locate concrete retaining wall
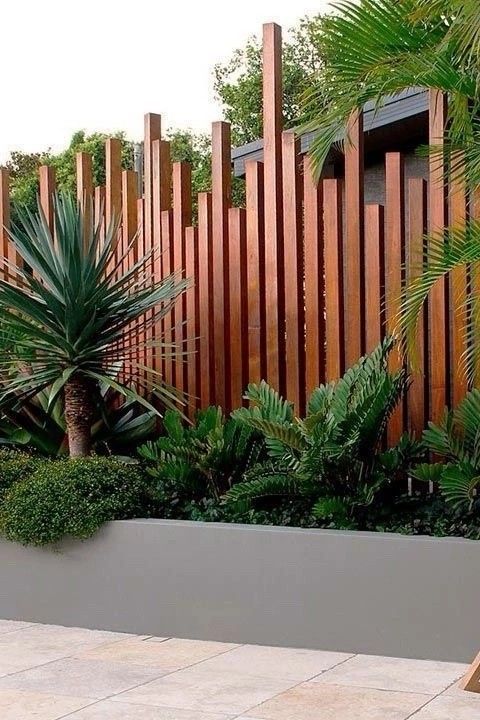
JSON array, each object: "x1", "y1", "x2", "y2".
[{"x1": 0, "y1": 519, "x2": 478, "y2": 662}]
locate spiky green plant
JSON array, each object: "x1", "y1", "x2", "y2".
[
  {"x1": 0, "y1": 193, "x2": 187, "y2": 457},
  {"x1": 225, "y1": 339, "x2": 421, "y2": 527},
  {"x1": 413, "y1": 389, "x2": 480, "y2": 509}
]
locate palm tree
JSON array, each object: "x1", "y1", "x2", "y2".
[
  {"x1": 303, "y1": 0, "x2": 480, "y2": 377},
  {"x1": 0, "y1": 193, "x2": 187, "y2": 457}
]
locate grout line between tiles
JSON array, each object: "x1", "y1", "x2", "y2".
[{"x1": 404, "y1": 672, "x2": 472, "y2": 719}]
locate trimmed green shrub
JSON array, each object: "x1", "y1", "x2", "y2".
[
  {"x1": 0, "y1": 448, "x2": 41, "y2": 500},
  {"x1": 0, "y1": 457, "x2": 149, "y2": 546}
]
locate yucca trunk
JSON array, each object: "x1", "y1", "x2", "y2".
[{"x1": 64, "y1": 376, "x2": 95, "y2": 457}]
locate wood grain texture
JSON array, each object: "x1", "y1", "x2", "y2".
[
  {"x1": 211, "y1": 121, "x2": 231, "y2": 408},
  {"x1": 344, "y1": 110, "x2": 364, "y2": 367},
  {"x1": 172, "y1": 162, "x2": 192, "y2": 397},
  {"x1": 76, "y1": 151, "x2": 93, "y2": 240},
  {"x1": 0, "y1": 168, "x2": 10, "y2": 280},
  {"x1": 282, "y1": 131, "x2": 304, "y2": 413},
  {"x1": 324, "y1": 179, "x2": 344, "y2": 382},
  {"x1": 245, "y1": 160, "x2": 265, "y2": 385},
  {"x1": 364, "y1": 204, "x2": 385, "y2": 354},
  {"x1": 263, "y1": 22, "x2": 285, "y2": 391},
  {"x1": 407, "y1": 178, "x2": 428, "y2": 437},
  {"x1": 185, "y1": 226, "x2": 199, "y2": 416},
  {"x1": 161, "y1": 209, "x2": 174, "y2": 391},
  {"x1": 39, "y1": 165, "x2": 56, "y2": 233},
  {"x1": 197, "y1": 192, "x2": 214, "y2": 407},
  {"x1": 121, "y1": 170, "x2": 138, "y2": 381},
  {"x1": 429, "y1": 90, "x2": 449, "y2": 422},
  {"x1": 228, "y1": 207, "x2": 248, "y2": 410},
  {"x1": 304, "y1": 155, "x2": 324, "y2": 396}
]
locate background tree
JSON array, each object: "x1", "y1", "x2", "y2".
[{"x1": 213, "y1": 15, "x2": 327, "y2": 146}]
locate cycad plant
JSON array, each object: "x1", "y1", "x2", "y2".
[
  {"x1": 302, "y1": 0, "x2": 480, "y2": 377},
  {"x1": 0, "y1": 193, "x2": 187, "y2": 456},
  {"x1": 226, "y1": 339, "x2": 421, "y2": 527},
  {"x1": 413, "y1": 389, "x2": 480, "y2": 510}
]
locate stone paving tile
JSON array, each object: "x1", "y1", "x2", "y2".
[
  {"x1": 0, "y1": 620, "x2": 32, "y2": 635},
  {"x1": 311, "y1": 653, "x2": 467, "y2": 695},
  {"x1": 68, "y1": 698, "x2": 234, "y2": 719},
  {"x1": 442, "y1": 678, "x2": 480, "y2": 698},
  {"x1": 77, "y1": 636, "x2": 238, "y2": 671},
  {"x1": 0, "y1": 657, "x2": 166, "y2": 700},
  {"x1": 113, "y1": 664, "x2": 298, "y2": 715},
  {"x1": 0, "y1": 688, "x2": 93, "y2": 720},
  {"x1": 242, "y1": 682, "x2": 430, "y2": 720},
  {"x1": 409, "y1": 694, "x2": 480, "y2": 719},
  {"x1": 192, "y1": 644, "x2": 353, "y2": 681},
  {"x1": 0, "y1": 623, "x2": 132, "y2": 656}
]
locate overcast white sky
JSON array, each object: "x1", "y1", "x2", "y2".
[{"x1": 0, "y1": 0, "x2": 333, "y2": 162}]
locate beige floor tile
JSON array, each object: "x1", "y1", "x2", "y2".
[
  {"x1": 0, "y1": 623, "x2": 132, "y2": 656},
  {"x1": 77, "y1": 636, "x2": 238, "y2": 671},
  {"x1": 0, "y1": 688, "x2": 92, "y2": 720},
  {"x1": 0, "y1": 620, "x2": 32, "y2": 635},
  {"x1": 312, "y1": 653, "x2": 467, "y2": 694},
  {"x1": 442, "y1": 678, "x2": 480, "y2": 698},
  {"x1": 113, "y1": 664, "x2": 297, "y2": 715},
  {"x1": 69, "y1": 698, "x2": 234, "y2": 719},
  {"x1": 243, "y1": 682, "x2": 429, "y2": 720},
  {"x1": 193, "y1": 644, "x2": 353, "y2": 681},
  {"x1": 0, "y1": 657, "x2": 165, "y2": 700},
  {"x1": 409, "y1": 694, "x2": 480, "y2": 719},
  {"x1": 0, "y1": 645, "x2": 69, "y2": 678}
]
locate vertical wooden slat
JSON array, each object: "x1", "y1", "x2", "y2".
[
  {"x1": 408, "y1": 178, "x2": 428, "y2": 436},
  {"x1": 39, "y1": 165, "x2": 56, "y2": 233},
  {"x1": 198, "y1": 192, "x2": 214, "y2": 407},
  {"x1": 263, "y1": 22, "x2": 285, "y2": 391},
  {"x1": 228, "y1": 207, "x2": 248, "y2": 410},
  {"x1": 152, "y1": 138, "x2": 171, "y2": 379},
  {"x1": 245, "y1": 160, "x2": 265, "y2": 386},
  {"x1": 429, "y1": 89, "x2": 448, "y2": 422},
  {"x1": 385, "y1": 152, "x2": 405, "y2": 443},
  {"x1": 105, "y1": 138, "x2": 122, "y2": 278},
  {"x1": 450, "y1": 153, "x2": 468, "y2": 406},
  {"x1": 172, "y1": 162, "x2": 192, "y2": 397},
  {"x1": 211, "y1": 121, "x2": 231, "y2": 408},
  {"x1": 185, "y1": 226, "x2": 199, "y2": 416},
  {"x1": 364, "y1": 204, "x2": 385, "y2": 354},
  {"x1": 324, "y1": 179, "x2": 344, "y2": 382},
  {"x1": 344, "y1": 110, "x2": 364, "y2": 367},
  {"x1": 0, "y1": 168, "x2": 11, "y2": 280},
  {"x1": 121, "y1": 170, "x2": 138, "y2": 381},
  {"x1": 94, "y1": 186, "x2": 106, "y2": 240},
  {"x1": 161, "y1": 209, "x2": 174, "y2": 391},
  {"x1": 76, "y1": 152, "x2": 93, "y2": 249},
  {"x1": 136, "y1": 198, "x2": 145, "y2": 386},
  {"x1": 282, "y1": 131, "x2": 304, "y2": 412},
  {"x1": 304, "y1": 155, "x2": 324, "y2": 396},
  {"x1": 471, "y1": 188, "x2": 480, "y2": 385}
]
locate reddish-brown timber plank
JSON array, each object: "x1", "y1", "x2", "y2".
[
  {"x1": 105, "y1": 138, "x2": 122, "y2": 276},
  {"x1": 228, "y1": 207, "x2": 248, "y2": 410},
  {"x1": 407, "y1": 178, "x2": 428, "y2": 437},
  {"x1": 211, "y1": 121, "x2": 231, "y2": 408},
  {"x1": 364, "y1": 204, "x2": 385, "y2": 354},
  {"x1": 304, "y1": 155, "x2": 324, "y2": 396},
  {"x1": 323, "y1": 179, "x2": 344, "y2": 382},
  {"x1": 161, "y1": 209, "x2": 174, "y2": 391},
  {"x1": 121, "y1": 170, "x2": 138, "y2": 382},
  {"x1": 245, "y1": 160, "x2": 265, "y2": 386},
  {"x1": 136, "y1": 197, "x2": 146, "y2": 388},
  {"x1": 185, "y1": 226, "x2": 199, "y2": 417},
  {"x1": 76, "y1": 152, "x2": 93, "y2": 244},
  {"x1": 172, "y1": 162, "x2": 192, "y2": 399},
  {"x1": 152, "y1": 138, "x2": 171, "y2": 379},
  {"x1": 429, "y1": 89, "x2": 448, "y2": 422},
  {"x1": 144, "y1": 116, "x2": 162, "y2": 380},
  {"x1": 344, "y1": 110, "x2": 364, "y2": 367},
  {"x1": 471, "y1": 188, "x2": 480, "y2": 385},
  {"x1": 39, "y1": 165, "x2": 56, "y2": 233},
  {"x1": 198, "y1": 192, "x2": 214, "y2": 407},
  {"x1": 385, "y1": 152, "x2": 405, "y2": 443},
  {"x1": 282, "y1": 131, "x2": 305, "y2": 413},
  {"x1": 94, "y1": 186, "x2": 106, "y2": 244},
  {"x1": 263, "y1": 22, "x2": 285, "y2": 392},
  {"x1": 450, "y1": 154, "x2": 468, "y2": 406},
  {"x1": 0, "y1": 168, "x2": 11, "y2": 280}
]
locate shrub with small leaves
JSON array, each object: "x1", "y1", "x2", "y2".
[
  {"x1": 0, "y1": 457, "x2": 150, "y2": 546},
  {"x1": 0, "y1": 448, "x2": 41, "y2": 500}
]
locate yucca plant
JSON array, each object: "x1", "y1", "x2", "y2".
[
  {"x1": 413, "y1": 389, "x2": 480, "y2": 509},
  {"x1": 226, "y1": 339, "x2": 421, "y2": 527},
  {"x1": 0, "y1": 193, "x2": 187, "y2": 457}
]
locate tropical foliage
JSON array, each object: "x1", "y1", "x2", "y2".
[
  {"x1": 0, "y1": 192, "x2": 187, "y2": 457},
  {"x1": 413, "y1": 389, "x2": 480, "y2": 509},
  {"x1": 225, "y1": 339, "x2": 422, "y2": 527}
]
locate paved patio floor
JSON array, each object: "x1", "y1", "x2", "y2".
[{"x1": 0, "y1": 620, "x2": 478, "y2": 719}]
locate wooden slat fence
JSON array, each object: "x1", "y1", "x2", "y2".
[{"x1": 0, "y1": 22, "x2": 471, "y2": 433}]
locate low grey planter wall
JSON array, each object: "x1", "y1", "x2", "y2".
[{"x1": 0, "y1": 519, "x2": 478, "y2": 662}]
